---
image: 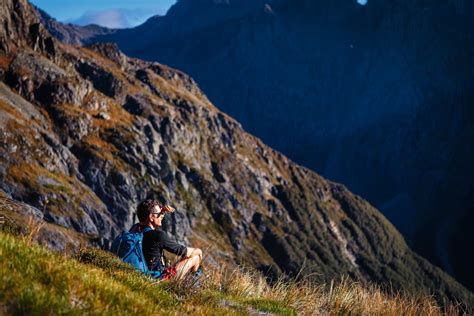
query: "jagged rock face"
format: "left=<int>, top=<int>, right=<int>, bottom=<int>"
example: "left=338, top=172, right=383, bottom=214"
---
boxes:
left=81, top=0, right=474, bottom=290
left=5, top=51, right=92, bottom=106
left=0, top=0, right=57, bottom=56
left=0, top=0, right=36, bottom=53
left=1, top=0, right=473, bottom=307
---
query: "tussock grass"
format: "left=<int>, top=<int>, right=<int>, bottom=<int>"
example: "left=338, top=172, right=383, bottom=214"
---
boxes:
left=0, top=228, right=470, bottom=315
left=198, top=265, right=467, bottom=315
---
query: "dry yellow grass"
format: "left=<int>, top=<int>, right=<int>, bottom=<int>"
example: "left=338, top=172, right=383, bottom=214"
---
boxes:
left=187, top=263, right=469, bottom=315
left=0, top=211, right=470, bottom=315
left=0, top=98, right=26, bottom=121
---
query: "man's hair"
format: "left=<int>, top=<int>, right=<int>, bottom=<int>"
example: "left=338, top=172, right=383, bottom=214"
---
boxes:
left=137, top=199, right=161, bottom=222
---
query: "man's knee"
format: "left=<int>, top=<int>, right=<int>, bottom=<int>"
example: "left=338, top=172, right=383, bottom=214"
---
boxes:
left=175, top=255, right=200, bottom=276
left=188, top=254, right=201, bottom=266
left=179, top=254, right=200, bottom=266
left=192, top=248, right=202, bottom=258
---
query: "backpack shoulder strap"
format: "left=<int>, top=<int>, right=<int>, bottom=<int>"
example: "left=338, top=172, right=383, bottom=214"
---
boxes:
left=142, top=227, right=153, bottom=234
left=129, top=223, right=139, bottom=233
left=129, top=224, right=153, bottom=234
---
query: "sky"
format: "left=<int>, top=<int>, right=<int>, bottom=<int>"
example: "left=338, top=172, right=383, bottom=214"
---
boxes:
left=30, top=0, right=369, bottom=29
left=30, top=0, right=177, bottom=29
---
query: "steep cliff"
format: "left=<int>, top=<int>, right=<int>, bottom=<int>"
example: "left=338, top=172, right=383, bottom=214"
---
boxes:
left=1, top=0, right=473, bottom=307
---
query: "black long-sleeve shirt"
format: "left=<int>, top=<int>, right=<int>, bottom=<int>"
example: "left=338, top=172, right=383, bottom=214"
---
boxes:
left=140, top=225, right=187, bottom=271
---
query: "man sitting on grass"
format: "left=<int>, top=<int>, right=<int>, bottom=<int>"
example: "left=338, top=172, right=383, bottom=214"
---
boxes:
left=135, top=199, right=202, bottom=280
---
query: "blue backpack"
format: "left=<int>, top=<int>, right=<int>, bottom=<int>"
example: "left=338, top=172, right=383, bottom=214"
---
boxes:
left=111, top=224, right=162, bottom=278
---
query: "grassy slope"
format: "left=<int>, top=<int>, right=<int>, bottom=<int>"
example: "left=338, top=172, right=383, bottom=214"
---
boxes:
left=0, top=231, right=292, bottom=315
left=0, top=230, right=468, bottom=315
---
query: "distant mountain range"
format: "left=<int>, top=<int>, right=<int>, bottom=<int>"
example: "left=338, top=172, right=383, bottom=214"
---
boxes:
left=1, top=0, right=473, bottom=307
left=35, top=7, right=115, bottom=46
left=40, top=0, right=474, bottom=290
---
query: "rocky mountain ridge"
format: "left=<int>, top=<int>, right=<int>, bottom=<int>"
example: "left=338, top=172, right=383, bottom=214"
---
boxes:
left=1, top=0, right=473, bottom=307
left=35, top=7, right=114, bottom=47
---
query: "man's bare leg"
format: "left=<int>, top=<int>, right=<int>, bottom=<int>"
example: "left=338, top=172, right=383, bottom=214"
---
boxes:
left=174, top=255, right=201, bottom=279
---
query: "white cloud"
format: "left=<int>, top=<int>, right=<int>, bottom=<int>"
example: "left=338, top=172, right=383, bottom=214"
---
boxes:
left=68, top=8, right=156, bottom=29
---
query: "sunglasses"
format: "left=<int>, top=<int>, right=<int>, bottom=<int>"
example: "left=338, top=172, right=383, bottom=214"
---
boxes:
left=150, top=211, right=164, bottom=217
left=150, top=205, right=176, bottom=217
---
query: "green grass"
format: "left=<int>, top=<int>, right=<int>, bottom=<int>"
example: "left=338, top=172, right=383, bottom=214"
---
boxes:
left=237, top=298, right=296, bottom=315
left=42, top=183, right=69, bottom=193
left=0, top=232, right=179, bottom=315
left=0, top=229, right=470, bottom=315
left=0, top=231, right=293, bottom=315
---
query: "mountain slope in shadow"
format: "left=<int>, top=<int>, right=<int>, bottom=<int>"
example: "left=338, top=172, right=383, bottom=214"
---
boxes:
left=74, top=0, right=474, bottom=290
